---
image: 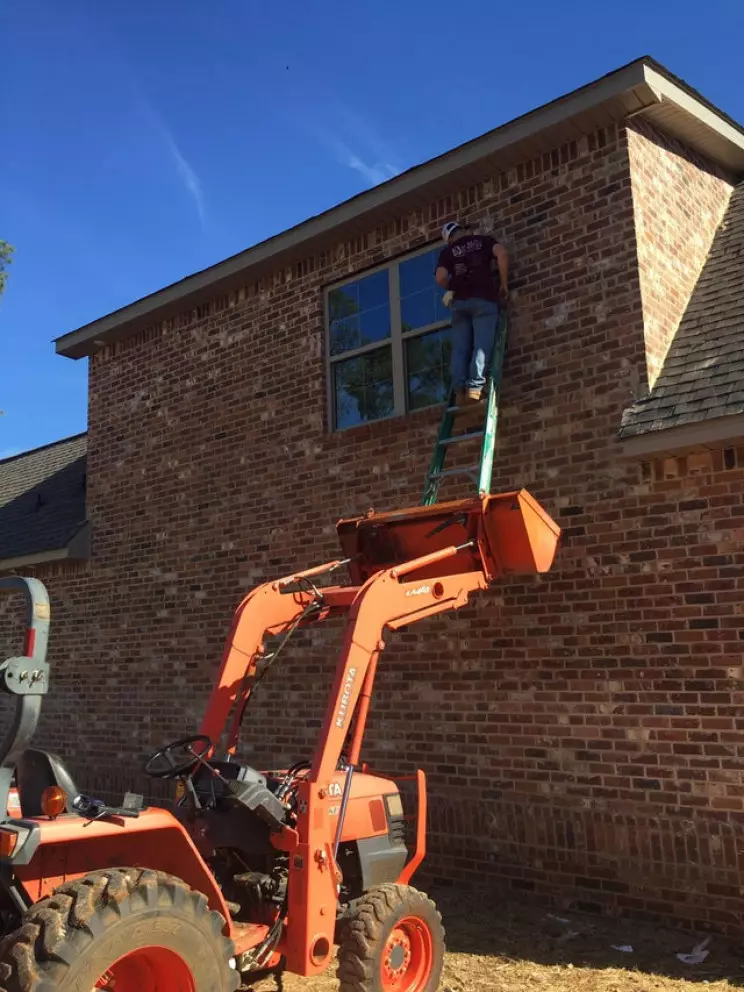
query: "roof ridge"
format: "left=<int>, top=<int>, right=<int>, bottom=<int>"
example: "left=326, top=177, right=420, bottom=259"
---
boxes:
left=0, top=431, right=87, bottom=466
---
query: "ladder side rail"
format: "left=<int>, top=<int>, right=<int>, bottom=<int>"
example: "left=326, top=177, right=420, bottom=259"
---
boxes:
left=477, top=311, right=508, bottom=496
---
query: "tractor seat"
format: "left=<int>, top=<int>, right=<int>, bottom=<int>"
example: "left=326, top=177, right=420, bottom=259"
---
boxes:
left=15, top=748, right=80, bottom=818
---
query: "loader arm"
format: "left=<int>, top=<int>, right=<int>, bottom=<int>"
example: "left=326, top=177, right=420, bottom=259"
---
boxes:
left=192, top=489, right=560, bottom=976
left=313, top=543, right=486, bottom=781
left=200, top=541, right=482, bottom=758
left=282, top=544, right=488, bottom=975
left=199, top=563, right=357, bottom=751
left=201, top=488, right=560, bottom=763
left=198, top=539, right=489, bottom=978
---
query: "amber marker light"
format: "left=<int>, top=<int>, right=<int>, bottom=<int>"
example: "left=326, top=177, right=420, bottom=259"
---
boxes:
left=41, top=786, right=67, bottom=819
left=0, top=831, right=17, bottom=857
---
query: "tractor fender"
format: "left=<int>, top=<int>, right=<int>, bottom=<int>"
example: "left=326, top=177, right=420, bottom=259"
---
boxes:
left=5, top=807, right=234, bottom=934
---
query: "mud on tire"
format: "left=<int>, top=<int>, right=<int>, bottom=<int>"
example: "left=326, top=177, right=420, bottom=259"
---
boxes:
left=0, top=868, right=239, bottom=991
left=337, top=883, right=444, bottom=992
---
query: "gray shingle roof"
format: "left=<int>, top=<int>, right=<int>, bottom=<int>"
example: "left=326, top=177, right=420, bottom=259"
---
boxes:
left=0, top=434, right=88, bottom=561
left=619, top=182, right=744, bottom=438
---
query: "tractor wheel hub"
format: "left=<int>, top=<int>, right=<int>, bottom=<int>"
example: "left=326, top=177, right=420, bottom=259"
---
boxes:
left=383, top=928, right=412, bottom=982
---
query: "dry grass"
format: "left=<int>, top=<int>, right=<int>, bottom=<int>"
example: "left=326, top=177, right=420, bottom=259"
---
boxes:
left=247, top=889, right=744, bottom=991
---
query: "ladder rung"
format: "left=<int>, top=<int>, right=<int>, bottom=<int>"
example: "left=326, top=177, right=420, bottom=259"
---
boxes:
left=439, top=430, right=484, bottom=447
left=429, top=464, right=480, bottom=480
left=446, top=403, right=484, bottom=414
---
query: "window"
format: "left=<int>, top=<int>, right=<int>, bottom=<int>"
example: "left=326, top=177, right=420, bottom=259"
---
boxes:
left=326, top=245, right=451, bottom=430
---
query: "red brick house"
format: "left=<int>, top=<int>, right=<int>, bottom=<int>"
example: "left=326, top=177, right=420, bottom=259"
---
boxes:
left=3, top=56, right=744, bottom=931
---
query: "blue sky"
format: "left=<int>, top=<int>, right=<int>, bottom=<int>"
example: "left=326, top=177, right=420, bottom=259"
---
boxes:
left=2, top=0, right=743, bottom=457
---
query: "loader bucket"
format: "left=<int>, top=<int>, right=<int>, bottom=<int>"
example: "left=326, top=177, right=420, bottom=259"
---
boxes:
left=337, top=488, right=561, bottom=585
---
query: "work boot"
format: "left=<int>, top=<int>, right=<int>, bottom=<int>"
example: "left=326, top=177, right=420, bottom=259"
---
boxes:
left=466, top=388, right=482, bottom=404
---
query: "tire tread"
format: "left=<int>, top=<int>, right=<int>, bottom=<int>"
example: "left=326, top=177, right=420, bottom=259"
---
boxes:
left=337, top=883, right=444, bottom=992
left=0, top=869, right=238, bottom=992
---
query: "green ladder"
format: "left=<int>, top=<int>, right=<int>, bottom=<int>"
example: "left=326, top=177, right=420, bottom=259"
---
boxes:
left=421, top=312, right=508, bottom=506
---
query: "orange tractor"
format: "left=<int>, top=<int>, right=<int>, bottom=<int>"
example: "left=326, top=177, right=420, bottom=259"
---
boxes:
left=0, top=490, right=559, bottom=991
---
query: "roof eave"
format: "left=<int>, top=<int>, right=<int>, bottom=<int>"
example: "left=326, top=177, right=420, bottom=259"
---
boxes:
left=640, top=65, right=744, bottom=172
left=0, top=523, right=90, bottom=574
left=619, top=412, right=744, bottom=458
left=0, top=548, right=72, bottom=570
left=55, top=57, right=744, bottom=360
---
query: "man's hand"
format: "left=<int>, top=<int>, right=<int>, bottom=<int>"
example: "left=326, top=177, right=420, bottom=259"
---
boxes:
left=435, top=265, right=451, bottom=290
left=498, top=286, right=509, bottom=305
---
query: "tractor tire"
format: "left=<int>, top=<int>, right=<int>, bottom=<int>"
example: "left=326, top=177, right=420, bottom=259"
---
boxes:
left=0, top=868, right=239, bottom=992
left=337, top=883, right=444, bottom=992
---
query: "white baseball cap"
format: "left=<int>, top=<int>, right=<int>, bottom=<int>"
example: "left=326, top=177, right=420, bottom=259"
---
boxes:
left=441, top=221, right=462, bottom=242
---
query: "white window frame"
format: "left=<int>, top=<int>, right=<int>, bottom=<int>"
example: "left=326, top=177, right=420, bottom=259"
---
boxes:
left=324, top=242, right=450, bottom=432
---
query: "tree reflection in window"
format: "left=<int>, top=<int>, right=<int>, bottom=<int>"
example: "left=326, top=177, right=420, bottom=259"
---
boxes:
left=333, top=347, right=394, bottom=429
left=399, top=250, right=450, bottom=334
left=406, top=329, right=452, bottom=411
left=328, top=270, right=390, bottom=356
left=329, top=269, right=393, bottom=427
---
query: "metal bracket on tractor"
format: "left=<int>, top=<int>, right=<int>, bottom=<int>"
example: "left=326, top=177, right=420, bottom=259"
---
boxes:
left=0, top=578, right=51, bottom=819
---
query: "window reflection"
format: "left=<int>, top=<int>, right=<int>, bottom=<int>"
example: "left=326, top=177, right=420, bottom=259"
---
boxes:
left=329, top=270, right=390, bottom=356
left=333, top=346, right=394, bottom=429
left=406, top=328, right=452, bottom=411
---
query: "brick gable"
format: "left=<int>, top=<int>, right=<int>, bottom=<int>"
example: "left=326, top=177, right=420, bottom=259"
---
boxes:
left=627, top=119, right=734, bottom=389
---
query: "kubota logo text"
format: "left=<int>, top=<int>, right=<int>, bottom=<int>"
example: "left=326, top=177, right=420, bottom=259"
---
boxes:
left=335, top=667, right=357, bottom=728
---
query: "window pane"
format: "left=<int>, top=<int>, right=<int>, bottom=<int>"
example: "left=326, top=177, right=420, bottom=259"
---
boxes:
left=329, top=271, right=390, bottom=357
left=328, top=284, right=358, bottom=324
left=399, top=248, right=440, bottom=297
left=334, top=346, right=394, bottom=429
left=358, top=269, right=389, bottom=310
left=359, top=305, right=390, bottom=346
left=399, top=248, right=449, bottom=332
left=329, top=315, right=359, bottom=356
left=401, top=290, right=437, bottom=334
left=406, top=328, right=452, bottom=411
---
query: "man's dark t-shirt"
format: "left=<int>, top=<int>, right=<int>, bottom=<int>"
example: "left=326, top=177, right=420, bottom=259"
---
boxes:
left=436, top=234, right=501, bottom=302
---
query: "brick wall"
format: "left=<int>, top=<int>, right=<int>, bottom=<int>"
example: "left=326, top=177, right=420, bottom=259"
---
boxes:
left=426, top=444, right=744, bottom=932
left=627, top=119, right=734, bottom=389
left=3, top=119, right=744, bottom=934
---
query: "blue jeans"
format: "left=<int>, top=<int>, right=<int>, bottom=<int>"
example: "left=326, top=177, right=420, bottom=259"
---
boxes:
left=449, top=298, right=500, bottom=391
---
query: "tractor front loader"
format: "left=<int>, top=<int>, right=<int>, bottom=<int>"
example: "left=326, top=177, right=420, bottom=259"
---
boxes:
left=0, top=489, right=559, bottom=991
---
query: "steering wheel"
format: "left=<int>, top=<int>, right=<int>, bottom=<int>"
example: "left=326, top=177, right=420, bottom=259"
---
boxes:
left=144, top=734, right=213, bottom=779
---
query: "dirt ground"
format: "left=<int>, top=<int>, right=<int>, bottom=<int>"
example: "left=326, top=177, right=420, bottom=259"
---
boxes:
left=247, top=889, right=744, bottom=991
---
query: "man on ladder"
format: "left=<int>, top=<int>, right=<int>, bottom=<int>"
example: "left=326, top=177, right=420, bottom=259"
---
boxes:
left=435, top=221, right=509, bottom=406
left=421, top=223, right=509, bottom=506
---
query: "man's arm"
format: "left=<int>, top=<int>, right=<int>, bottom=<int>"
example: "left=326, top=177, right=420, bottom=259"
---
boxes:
left=492, top=242, right=509, bottom=300
left=435, top=245, right=452, bottom=289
